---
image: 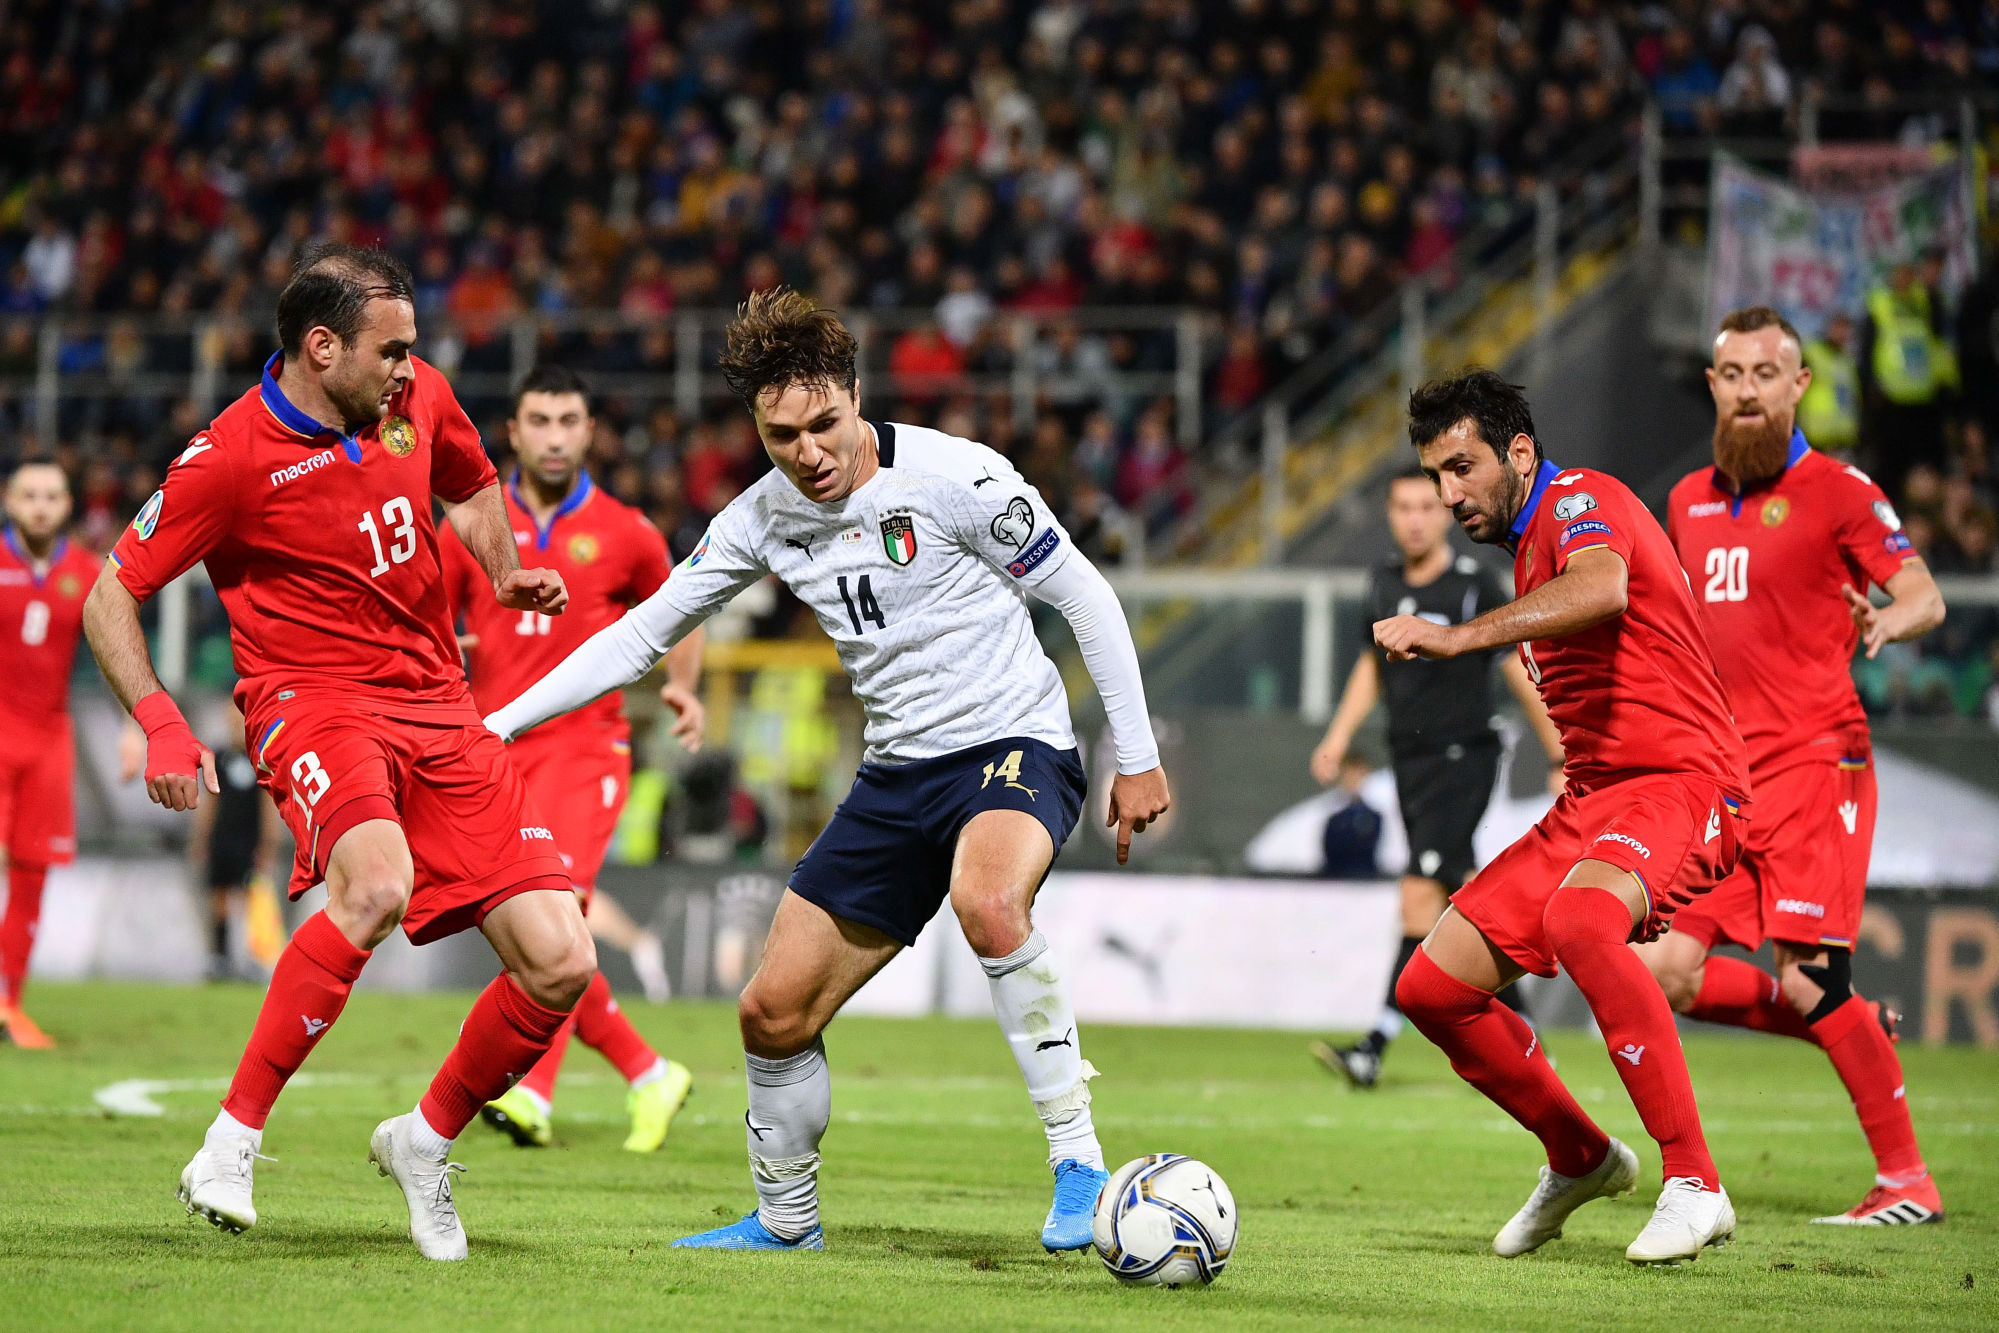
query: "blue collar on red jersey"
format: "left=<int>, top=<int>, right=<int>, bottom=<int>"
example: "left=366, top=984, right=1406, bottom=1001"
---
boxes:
left=509, top=468, right=595, bottom=549
left=260, top=352, right=363, bottom=463
left=2, top=523, right=66, bottom=586
left=1506, top=459, right=1563, bottom=553
left=1711, top=426, right=1809, bottom=515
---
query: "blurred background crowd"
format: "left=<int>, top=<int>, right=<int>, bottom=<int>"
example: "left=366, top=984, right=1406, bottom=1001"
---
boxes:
left=2, top=0, right=1997, bottom=748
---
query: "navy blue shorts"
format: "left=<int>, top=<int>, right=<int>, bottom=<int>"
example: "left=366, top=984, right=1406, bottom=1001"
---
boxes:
left=788, top=736, right=1088, bottom=945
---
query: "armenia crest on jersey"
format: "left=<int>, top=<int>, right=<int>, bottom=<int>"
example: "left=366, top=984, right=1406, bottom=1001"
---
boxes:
left=880, top=512, right=917, bottom=565
left=381, top=415, right=417, bottom=457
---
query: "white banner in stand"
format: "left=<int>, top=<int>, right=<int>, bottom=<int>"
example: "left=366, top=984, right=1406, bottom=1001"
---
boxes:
left=845, top=873, right=1401, bottom=1031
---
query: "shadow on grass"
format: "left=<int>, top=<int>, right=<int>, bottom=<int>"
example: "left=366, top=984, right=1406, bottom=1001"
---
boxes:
left=19, top=1222, right=538, bottom=1263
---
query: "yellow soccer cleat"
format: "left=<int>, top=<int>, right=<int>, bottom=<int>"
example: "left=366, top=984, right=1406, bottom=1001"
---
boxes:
left=623, top=1060, right=693, bottom=1153
left=480, top=1084, right=552, bottom=1147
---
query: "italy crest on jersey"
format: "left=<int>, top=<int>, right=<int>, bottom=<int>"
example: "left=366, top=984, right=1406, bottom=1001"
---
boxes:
left=381, top=415, right=417, bottom=457
left=880, top=513, right=917, bottom=565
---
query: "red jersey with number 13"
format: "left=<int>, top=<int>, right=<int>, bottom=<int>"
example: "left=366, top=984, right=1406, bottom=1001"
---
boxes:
left=440, top=472, right=672, bottom=731
left=1667, top=431, right=1916, bottom=778
left=108, top=353, right=497, bottom=724
left=1508, top=462, right=1748, bottom=798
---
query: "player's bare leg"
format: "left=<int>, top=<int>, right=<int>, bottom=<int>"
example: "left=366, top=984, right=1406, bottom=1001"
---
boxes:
left=674, top=891, right=900, bottom=1250
left=947, top=808, right=1107, bottom=1250
left=371, top=886, right=592, bottom=1260
left=587, top=889, right=671, bottom=1003
left=1637, top=932, right=1938, bottom=1223
left=487, top=887, right=691, bottom=1152
left=181, top=818, right=410, bottom=1234
left=1539, top=860, right=1732, bottom=1263
left=1398, top=906, right=1636, bottom=1257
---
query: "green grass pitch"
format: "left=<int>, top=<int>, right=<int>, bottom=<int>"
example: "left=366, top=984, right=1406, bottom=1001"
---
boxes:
left=2, top=981, right=1993, bottom=1331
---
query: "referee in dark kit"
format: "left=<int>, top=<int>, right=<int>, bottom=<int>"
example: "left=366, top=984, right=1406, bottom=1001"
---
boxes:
left=1307, top=469, right=1564, bottom=1087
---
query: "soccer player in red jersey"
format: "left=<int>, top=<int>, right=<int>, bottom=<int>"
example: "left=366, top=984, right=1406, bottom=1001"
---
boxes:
left=440, top=364, right=705, bottom=1153
left=1642, top=307, right=1947, bottom=1226
left=82, top=244, right=590, bottom=1261
left=1374, top=370, right=1748, bottom=1266
left=0, top=459, right=100, bottom=1049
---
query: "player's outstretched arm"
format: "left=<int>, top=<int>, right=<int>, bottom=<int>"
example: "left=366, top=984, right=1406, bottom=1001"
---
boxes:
left=1024, top=555, right=1169, bottom=865
left=1843, top=562, right=1946, bottom=660
left=82, top=565, right=217, bottom=811
left=442, top=482, right=568, bottom=615
left=1311, top=652, right=1378, bottom=786
left=1376, top=546, right=1628, bottom=661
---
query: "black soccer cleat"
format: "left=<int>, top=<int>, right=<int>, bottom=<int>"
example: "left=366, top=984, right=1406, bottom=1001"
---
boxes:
left=1309, top=1038, right=1382, bottom=1089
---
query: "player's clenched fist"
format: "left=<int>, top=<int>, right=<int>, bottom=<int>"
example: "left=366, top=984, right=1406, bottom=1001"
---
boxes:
left=1107, top=766, right=1172, bottom=865
left=1373, top=613, right=1463, bottom=661
left=497, top=567, right=567, bottom=615
left=131, top=691, right=219, bottom=811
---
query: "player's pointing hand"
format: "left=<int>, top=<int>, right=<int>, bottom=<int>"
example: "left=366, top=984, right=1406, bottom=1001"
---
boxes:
left=1107, top=766, right=1171, bottom=866
left=1373, top=614, right=1463, bottom=662
left=497, top=567, right=568, bottom=615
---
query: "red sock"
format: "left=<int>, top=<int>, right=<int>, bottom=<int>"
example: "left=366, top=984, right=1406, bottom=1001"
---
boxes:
left=1687, top=954, right=1813, bottom=1041
left=222, top=911, right=370, bottom=1129
left=419, top=973, right=571, bottom=1139
left=1, top=863, right=48, bottom=1006
left=1545, top=884, right=1720, bottom=1189
left=516, top=1016, right=575, bottom=1104
left=574, top=971, right=659, bottom=1083
left=1812, top=995, right=1926, bottom=1182
left=1396, top=948, right=1610, bottom=1178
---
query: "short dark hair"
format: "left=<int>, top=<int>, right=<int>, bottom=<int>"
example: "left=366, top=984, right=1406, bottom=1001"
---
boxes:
left=275, top=242, right=416, bottom=358
left=1715, top=305, right=1802, bottom=356
left=514, top=364, right=591, bottom=415
left=5, top=454, right=68, bottom=489
left=1407, top=369, right=1543, bottom=465
left=718, top=286, right=858, bottom=415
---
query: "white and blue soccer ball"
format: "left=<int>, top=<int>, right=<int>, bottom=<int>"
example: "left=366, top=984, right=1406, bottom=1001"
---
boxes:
left=1092, top=1154, right=1237, bottom=1287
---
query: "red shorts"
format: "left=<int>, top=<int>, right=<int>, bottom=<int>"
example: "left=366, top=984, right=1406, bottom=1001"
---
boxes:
left=1454, top=772, right=1746, bottom=977
left=508, top=722, right=631, bottom=893
left=1675, top=757, right=1874, bottom=952
left=0, top=716, right=75, bottom=867
left=248, top=696, right=569, bottom=945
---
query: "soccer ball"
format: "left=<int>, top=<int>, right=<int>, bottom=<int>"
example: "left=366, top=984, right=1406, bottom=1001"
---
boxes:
left=1092, top=1154, right=1237, bottom=1287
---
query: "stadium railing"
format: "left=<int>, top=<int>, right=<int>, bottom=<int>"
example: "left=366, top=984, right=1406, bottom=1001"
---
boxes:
left=0, top=305, right=1213, bottom=450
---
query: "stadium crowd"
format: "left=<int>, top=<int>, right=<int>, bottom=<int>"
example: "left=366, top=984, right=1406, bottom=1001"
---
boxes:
left=0, top=1, right=1996, bottom=715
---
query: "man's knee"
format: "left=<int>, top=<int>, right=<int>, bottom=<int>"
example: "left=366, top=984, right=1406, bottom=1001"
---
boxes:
left=1778, top=945, right=1851, bottom=1022
left=738, top=985, right=821, bottom=1058
left=516, top=931, right=596, bottom=1011
left=327, top=846, right=413, bottom=945
left=952, top=891, right=1031, bottom=960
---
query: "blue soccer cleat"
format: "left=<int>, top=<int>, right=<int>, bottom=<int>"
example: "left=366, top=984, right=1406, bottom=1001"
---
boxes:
left=672, top=1212, right=825, bottom=1250
left=1041, top=1159, right=1111, bottom=1252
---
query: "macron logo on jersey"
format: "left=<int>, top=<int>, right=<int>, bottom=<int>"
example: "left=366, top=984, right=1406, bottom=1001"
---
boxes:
left=519, top=826, right=554, bottom=841
left=1686, top=500, right=1729, bottom=518
left=176, top=437, right=212, bottom=467
left=270, top=449, right=337, bottom=488
left=1595, top=831, right=1652, bottom=859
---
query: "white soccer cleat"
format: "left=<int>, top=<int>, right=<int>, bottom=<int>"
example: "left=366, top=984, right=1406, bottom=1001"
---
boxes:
left=177, top=1134, right=267, bottom=1234
left=1626, top=1178, right=1735, bottom=1265
left=369, top=1114, right=469, bottom=1261
left=1493, top=1137, right=1639, bottom=1257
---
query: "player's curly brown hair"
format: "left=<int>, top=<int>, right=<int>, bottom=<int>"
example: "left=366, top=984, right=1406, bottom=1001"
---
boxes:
left=718, top=287, right=858, bottom=416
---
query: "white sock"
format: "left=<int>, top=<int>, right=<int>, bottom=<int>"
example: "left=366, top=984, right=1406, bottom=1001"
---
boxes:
left=981, top=930, right=1105, bottom=1171
left=407, top=1107, right=451, bottom=1159
left=630, top=1057, right=667, bottom=1090
left=746, top=1040, right=829, bottom=1240
left=1372, top=1008, right=1405, bottom=1043
left=207, top=1108, right=261, bottom=1146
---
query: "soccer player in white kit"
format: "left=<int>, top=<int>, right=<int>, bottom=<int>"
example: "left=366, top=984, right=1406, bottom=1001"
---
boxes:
left=485, top=289, right=1172, bottom=1251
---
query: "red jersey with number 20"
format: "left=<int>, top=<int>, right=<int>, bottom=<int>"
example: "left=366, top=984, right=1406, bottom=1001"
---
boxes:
left=1508, top=462, right=1748, bottom=799
left=440, top=472, right=672, bottom=731
left=1667, top=432, right=1915, bottom=779
left=109, top=353, right=497, bottom=723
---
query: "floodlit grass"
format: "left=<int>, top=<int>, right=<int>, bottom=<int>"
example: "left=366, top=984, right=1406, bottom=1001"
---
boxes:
left=2, top=981, right=1993, bottom=1330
